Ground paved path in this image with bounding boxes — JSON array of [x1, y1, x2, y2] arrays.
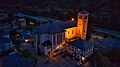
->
[[37, 55, 83, 67]]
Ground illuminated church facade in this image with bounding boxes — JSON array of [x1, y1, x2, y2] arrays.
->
[[33, 10, 94, 62]]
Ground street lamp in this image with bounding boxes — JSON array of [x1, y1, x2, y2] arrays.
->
[[71, 18, 74, 21], [82, 57, 85, 61], [25, 39, 29, 43]]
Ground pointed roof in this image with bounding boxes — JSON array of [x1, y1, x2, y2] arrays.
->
[[33, 23, 65, 34], [68, 38, 92, 50], [80, 10, 89, 14], [54, 20, 77, 29]]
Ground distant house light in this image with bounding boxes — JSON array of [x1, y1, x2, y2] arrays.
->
[[30, 21, 34, 25], [71, 18, 74, 21], [82, 57, 85, 61], [25, 39, 29, 43]]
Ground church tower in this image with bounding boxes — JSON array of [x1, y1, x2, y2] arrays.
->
[[77, 10, 89, 40]]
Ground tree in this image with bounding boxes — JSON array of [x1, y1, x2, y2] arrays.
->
[[90, 50, 111, 67], [86, 24, 94, 40]]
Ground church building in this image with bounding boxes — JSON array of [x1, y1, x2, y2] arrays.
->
[[33, 10, 94, 62]]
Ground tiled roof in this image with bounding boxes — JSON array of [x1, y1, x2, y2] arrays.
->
[[33, 20, 76, 34], [33, 23, 65, 34], [68, 38, 92, 50], [54, 20, 77, 29], [83, 41, 93, 50]]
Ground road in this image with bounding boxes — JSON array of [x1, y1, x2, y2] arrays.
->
[[37, 55, 83, 67]]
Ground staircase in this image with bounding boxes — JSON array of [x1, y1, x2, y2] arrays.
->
[[50, 40, 68, 57]]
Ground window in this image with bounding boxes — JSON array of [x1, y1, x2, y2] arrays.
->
[[84, 16, 87, 19], [57, 34, 62, 44], [68, 31, 69, 34], [81, 54, 83, 56], [37, 34, 40, 45], [63, 33, 65, 40], [53, 35, 56, 45], [84, 30, 85, 33], [72, 30, 73, 34], [79, 16, 82, 19], [34, 35, 36, 43]]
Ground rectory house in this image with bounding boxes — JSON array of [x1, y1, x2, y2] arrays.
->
[[33, 10, 94, 62]]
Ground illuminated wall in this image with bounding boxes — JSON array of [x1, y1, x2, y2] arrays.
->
[[65, 27, 77, 39], [77, 14, 84, 38], [65, 12, 89, 40], [77, 13, 89, 40]]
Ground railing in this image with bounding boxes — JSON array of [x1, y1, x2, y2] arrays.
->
[[50, 40, 68, 57]]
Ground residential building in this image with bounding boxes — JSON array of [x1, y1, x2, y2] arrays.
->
[[20, 30, 33, 42], [0, 13, 8, 20], [0, 31, 10, 38], [0, 37, 13, 54], [17, 18, 26, 27], [68, 38, 94, 61], [0, 23, 11, 30]]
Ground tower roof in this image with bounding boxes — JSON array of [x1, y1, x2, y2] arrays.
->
[[80, 10, 89, 14]]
